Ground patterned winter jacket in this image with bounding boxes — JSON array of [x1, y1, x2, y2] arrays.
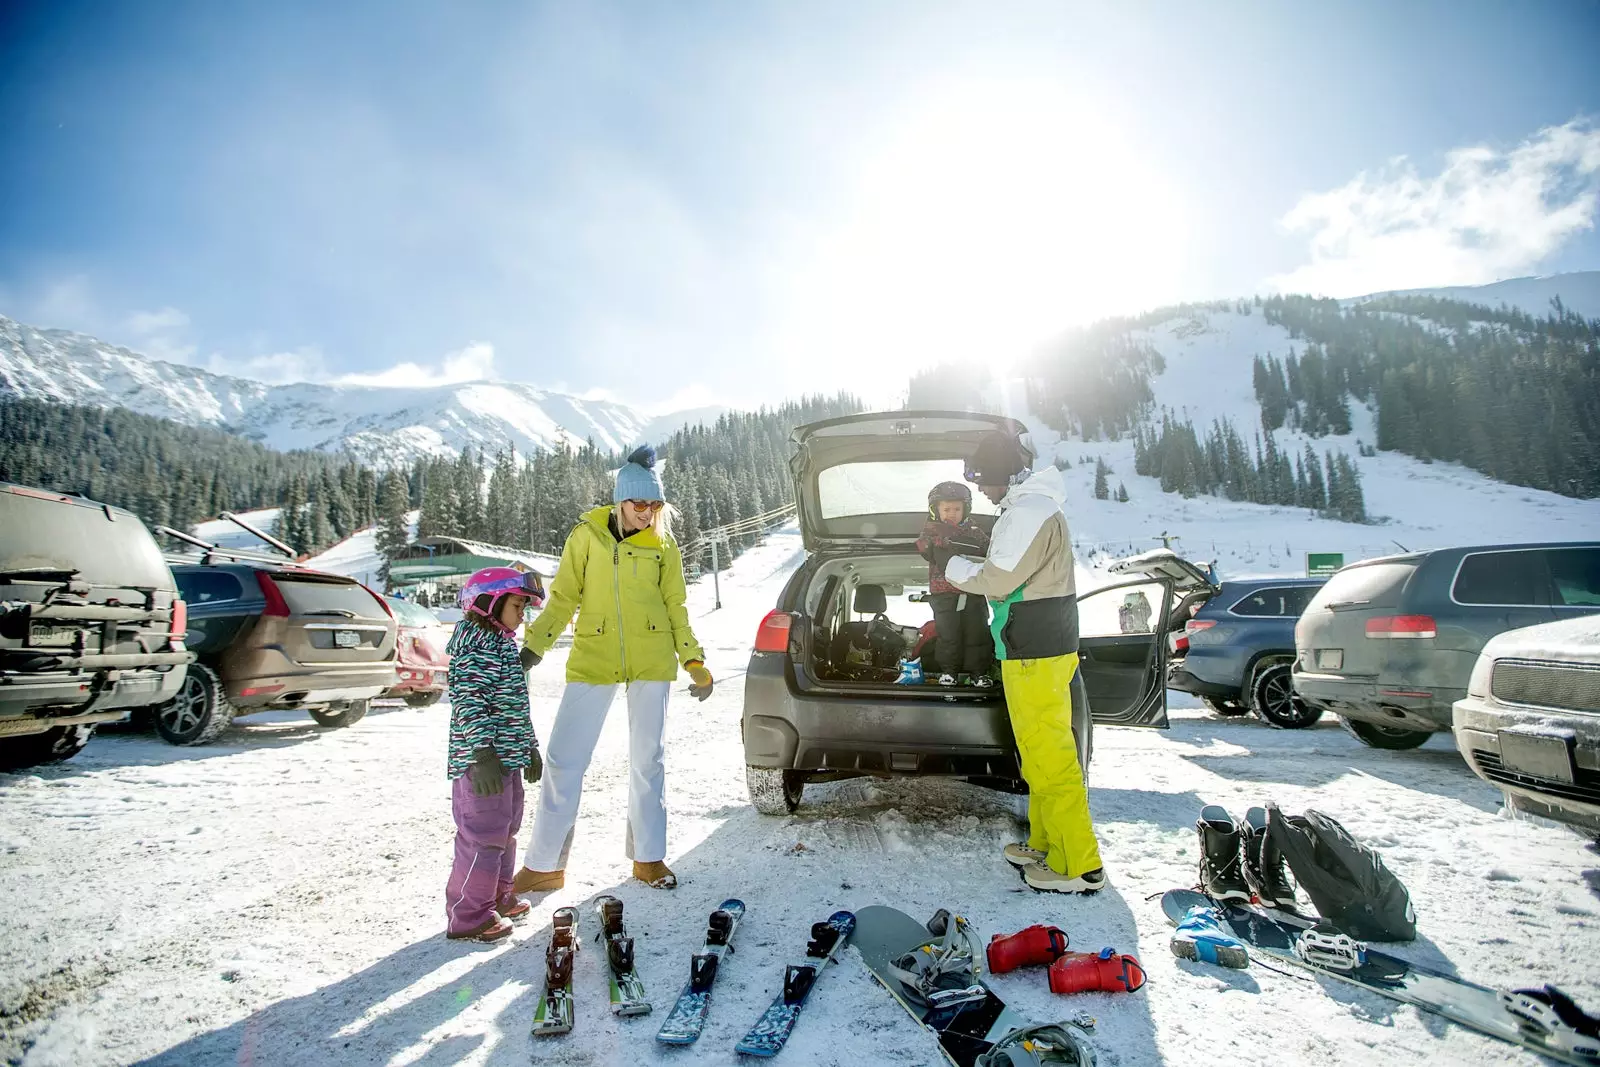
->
[[916, 520, 992, 595], [445, 618, 538, 779]]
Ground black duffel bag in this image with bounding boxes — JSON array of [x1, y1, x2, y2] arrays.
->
[[1267, 804, 1417, 942]]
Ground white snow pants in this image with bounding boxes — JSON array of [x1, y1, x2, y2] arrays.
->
[[522, 680, 671, 872]]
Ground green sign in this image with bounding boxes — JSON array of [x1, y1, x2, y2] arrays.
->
[[1306, 552, 1345, 577]]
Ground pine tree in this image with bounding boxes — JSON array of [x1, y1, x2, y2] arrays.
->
[[1115, 481, 1129, 502], [1094, 457, 1110, 500], [375, 473, 411, 591]]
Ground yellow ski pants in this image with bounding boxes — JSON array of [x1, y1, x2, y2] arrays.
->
[[1002, 653, 1103, 877]]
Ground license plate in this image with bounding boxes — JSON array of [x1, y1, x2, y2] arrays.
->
[[1316, 649, 1343, 670], [334, 630, 361, 649], [1498, 731, 1575, 784], [28, 624, 78, 647]]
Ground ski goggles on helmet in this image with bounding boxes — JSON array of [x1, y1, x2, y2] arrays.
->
[[463, 570, 546, 611]]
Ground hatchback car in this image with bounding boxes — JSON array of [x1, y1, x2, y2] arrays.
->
[[1453, 614, 1600, 838], [382, 596, 451, 707], [0, 483, 192, 768], [1293, 541, 1600, 749], [158, 558, 398, 745], [740, 411, 1212, 814], [1167, 577, 1325, 728]]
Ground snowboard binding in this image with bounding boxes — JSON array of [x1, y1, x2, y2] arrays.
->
[[975, 1022, 1099, 1066], [1293, 928, 1367, 972], [1500, 985, 1600, 1061], [886, 911, 988, 1009]]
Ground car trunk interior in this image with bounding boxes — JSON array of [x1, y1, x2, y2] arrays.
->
[[797, 550, 1000, 695]]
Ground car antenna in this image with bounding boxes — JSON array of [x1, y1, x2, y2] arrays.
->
[[1391, 540, 1409, 553]]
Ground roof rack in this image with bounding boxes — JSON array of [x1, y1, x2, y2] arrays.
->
[[156, 511, 299, 568]]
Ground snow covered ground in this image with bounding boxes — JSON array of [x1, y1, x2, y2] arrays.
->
[[2, 524, 1597, 1067]]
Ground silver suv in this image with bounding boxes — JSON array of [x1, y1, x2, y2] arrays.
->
[[739, 411, 1211, 814]]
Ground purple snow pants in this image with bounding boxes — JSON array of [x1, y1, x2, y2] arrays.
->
[[445, 774, 524, 936]]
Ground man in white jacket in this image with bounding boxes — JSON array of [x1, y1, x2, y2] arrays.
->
[[939, 430, 1105, 893]]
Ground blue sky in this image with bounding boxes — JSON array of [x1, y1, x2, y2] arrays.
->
[[2, 1, 1598, 412]]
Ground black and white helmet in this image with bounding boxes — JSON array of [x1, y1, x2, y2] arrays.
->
[[927, 480, 972, 519]]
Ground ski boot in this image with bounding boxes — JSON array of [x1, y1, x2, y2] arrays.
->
[[1240, 806, 1297, 910], [975, 1021, 1098, 1066], [1501, 985, 1600, 1062], [986, 924, 1071, 974], [1047, 948, 1146, 994], [1169, 904, 1249, 969], [886, 912, 987, 1009], [1197, 805, 1251, 903]]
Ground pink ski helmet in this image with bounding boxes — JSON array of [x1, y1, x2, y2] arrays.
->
[[459, 566, 546, 622]]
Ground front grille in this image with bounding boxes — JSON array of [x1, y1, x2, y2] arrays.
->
[[1491, 660, 1600, 713], [1472, 750, 1600, 806]]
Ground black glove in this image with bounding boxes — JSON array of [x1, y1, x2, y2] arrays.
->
[[947, 534, 986, 558], [468, 747, 506, 797], [927, 544, 955, 571], [520, 647, 541, 670], [524, 746, 543, 783]]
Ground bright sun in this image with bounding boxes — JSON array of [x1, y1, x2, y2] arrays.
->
[[779, 78, 1190, 404]]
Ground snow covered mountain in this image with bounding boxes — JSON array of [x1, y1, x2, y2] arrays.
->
[[1352, 270, 1600, 319], [0, 315, 720, 465]]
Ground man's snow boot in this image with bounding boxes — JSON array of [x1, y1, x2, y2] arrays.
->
[[1046, 948, 1146, 994], [1170, 904, 1249, 969], [1023, 864, 1106, 895], [1197, 805, 1251, 903], [512, 866, 564, 894], [1240, 805, 1297, 909], [986, 925, 1070, 974], [633, 860, 678, 889], [1002, 842, 1047, 868]]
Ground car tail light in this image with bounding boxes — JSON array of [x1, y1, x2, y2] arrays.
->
[[365, 585, 393, 617], [1184, 619, 1216, 635], [256, 573, 291, 617], [754, 610, 792, 653], [1365, 614, 1436, 639], [169, 599, 188, 648]]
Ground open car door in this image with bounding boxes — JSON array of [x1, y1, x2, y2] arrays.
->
[[1078, 550, 1219, 729]]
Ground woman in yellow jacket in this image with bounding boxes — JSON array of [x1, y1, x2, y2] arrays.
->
[[511, 447, 712, 892]]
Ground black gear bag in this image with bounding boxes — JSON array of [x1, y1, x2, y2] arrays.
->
[[1267, 804, 1417, 942]]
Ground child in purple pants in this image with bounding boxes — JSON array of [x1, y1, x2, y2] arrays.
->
[[444, 567, 546, 943]]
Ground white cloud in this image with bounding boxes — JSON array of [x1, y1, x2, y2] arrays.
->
[[126, 307, 190, 334], [1269, 119, 1600, 298], [205, 347, 329, 385], [333, 342, 496, 388]]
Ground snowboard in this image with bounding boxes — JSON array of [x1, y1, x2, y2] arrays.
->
[[532, 906, 580, 1038], [594, 895, 650, 1017], [1162, 889, 1600, 1067], [657, 898, 746, 1045], [734, 910, 855, 1058], [852, 905, 1097, 1067]]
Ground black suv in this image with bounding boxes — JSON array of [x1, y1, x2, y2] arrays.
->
[[740, 411, 1212, 814], [0, 483, 192, 769]]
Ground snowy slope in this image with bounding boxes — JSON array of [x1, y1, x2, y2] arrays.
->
[[3, 523, 1598, 1067], [1000, 305, 1600, 580], [1357, 271, 1600, 320], [0, 316, 691, 466]]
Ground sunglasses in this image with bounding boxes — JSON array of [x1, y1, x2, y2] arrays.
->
[[625, 499, 664, 511]]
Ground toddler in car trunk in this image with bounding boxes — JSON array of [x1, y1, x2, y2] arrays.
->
[[916, 481, 995, 687]]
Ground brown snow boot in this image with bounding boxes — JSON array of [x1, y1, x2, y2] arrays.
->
[[511, 866, 564, 894], [633, 861, 678, 889]]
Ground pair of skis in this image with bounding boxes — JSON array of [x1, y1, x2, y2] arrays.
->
[[531, 896, 651, 1038]]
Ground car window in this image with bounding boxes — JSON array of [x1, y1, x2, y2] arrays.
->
[[175, 571, 244, 604], [817, 459, 999, 520], [1232, 586, 1320, 617], [1, 491, 174, 589], [277, 576, 387, 618], [1308, 562, 1414, 610], [1452, 551, 1549, 606], [1547, 547, 1600, 607], [388, 598, 439, 627], [1079, 580, 1163, 637]]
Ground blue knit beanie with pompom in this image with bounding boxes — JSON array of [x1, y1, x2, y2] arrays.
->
[[614, 445, 666, 503]]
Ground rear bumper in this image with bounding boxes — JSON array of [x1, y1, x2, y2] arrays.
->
[[1166, 663, 1239, 700], [1454, 695, 1600, 835], [1292, 667, 1456, 732], [383, 666, 448, 698], [0, 664, 188, 730], [742, 652, 1022, 781], [226, 662, 396, 711]]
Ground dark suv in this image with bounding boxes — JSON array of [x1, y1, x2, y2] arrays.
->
[[154, 522, 398, 744], [740, 411, 1212, 814], [0, 483, 192, 769], [1167, 577, 1326, 729], [1293, 542, 1600, 750]]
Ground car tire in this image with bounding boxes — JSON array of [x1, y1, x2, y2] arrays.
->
[[0, 724, 96, 771], [404, 692, 441, 708], [746, 766, 804, 815], [155, 664, 236, 746], [311, 700, 370, 729], [1250, 663, 1323, 729], [1201, 696, 1249, 717], [1338, 715, 1432, 750]]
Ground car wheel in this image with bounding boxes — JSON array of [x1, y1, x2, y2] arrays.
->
[[1250, 664, 1323, 729], [155, 664, 236, 746], [0, 724, 96, 771], [1201, 696, 1249, 717], [1338, 715, 1432, 750], [746, 766, 804, 815], [404, 692, 441, 708], [311, 700, 370, 729]]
